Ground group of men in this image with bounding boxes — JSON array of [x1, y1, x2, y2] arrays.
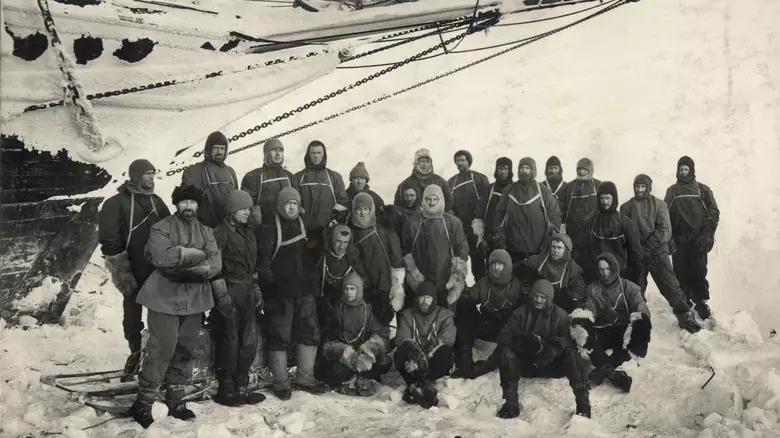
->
[[98, 131, 720, 428]]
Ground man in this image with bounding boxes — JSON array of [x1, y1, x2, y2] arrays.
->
[[241, 137, 293, 225], [257, 187, 328, 400], [495, 279, 591, 419], [394, 148, 453, 213], [395, 281, 456, 409], [620, 174, 701, 333], [182, 131, 239, 228], [402, 185, 469, 307], [476, 157, 513, 255], [559, 158, 601, 270], [494, 157, 561, 273], [99, 159, 170, 378], [129, 184, 226, 428], [586, 181, 644, 285], [448, 150, 491, 280], [452, 249, 525, 379], [664, 156, 720, 320], [383, 180, 421, 250], [521, 233, 587, 313], [317, 223, 367, 330], [346, 161, 384, 209], [541, 156, 567, 200], [571, 253, 652, 394], [212, 190, 266, 407]]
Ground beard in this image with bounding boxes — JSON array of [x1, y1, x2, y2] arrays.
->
[[178, 209, 196, 221]]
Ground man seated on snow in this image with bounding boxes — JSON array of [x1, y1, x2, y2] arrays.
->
[[519, 233, 587, 313], [495, 279, 591, 419], [316, 272, 391, 397], [394, 281, 456, 409], [570, 252, 652, 394], [452, 249, 526, 380], [130, 184, 224, 428]]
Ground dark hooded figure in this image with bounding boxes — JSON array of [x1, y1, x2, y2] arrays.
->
[[383, 179, 422, 250], [99, 159, 171, 378], [476, 157, 514, 254], [559, 158, 601, 269], [570, 253, 651, 394], [448, 150, 491, 280], [346, 161, 385, 209], [394, 148, 453, 213], [495, 279, 591, 419], [663, 156, 720, 320], [541, 155, 567, 200], [182, 131, 239, 228], [620, 174, 701, 333], [240, 137, 294, 226], [452, 249, 526, 380], [586, 181, 644, 285], [395, 281, 456, 409], [522, 233, 587, 313]]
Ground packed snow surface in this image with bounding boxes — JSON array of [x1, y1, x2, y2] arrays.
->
[[2, 0, 780, 436]]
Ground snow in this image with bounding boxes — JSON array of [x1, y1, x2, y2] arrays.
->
[[12, 276, 63, 313], [2, 0, 780, 436]]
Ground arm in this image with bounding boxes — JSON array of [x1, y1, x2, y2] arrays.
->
[[331, 171, 350, 207], [394, 312, 414, 345], [145, 223, 184, 269], [567, 262, 588, 307], [440, 178, 454, 213], [203, 227, 222, 279], [700, 184, 720, 234], [384, 228, 403, 269], [542, 185, 562, 231], [623, 214, 645, 272], [645, 200, 672, 253], [493, 184, 511, 249], [98, 196, 124, 257], [625, 280, 650, 317], [240, 170, 260, 205], [451, 216, 469, 260], [436, 311, 457, 347], [496, 310, 522, 348], [257, 221, 277, 284]]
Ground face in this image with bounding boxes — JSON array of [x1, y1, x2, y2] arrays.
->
[[417, 295, 434, 313], [354, 206, 371, 218], [678, 165, 690, 177], [518, 165, 532, 177], [309, 146, 325, 165], [577, 167, 590, 178], [176, 200, 198, 220], [210, 144, 227, 163], [546, 165, 560, 176], [455, 155, 470, 172], [634, 183, 648, 199], [598, 260, 612, 282], [599, 194, 613, 211], [343, 284, 358, 302], [489, 261, 505, 277], [332, 233, 350, 256], [269, 148, 284, 165], [417, 157, 432, 173], [496, 165, 510, 180], [351, 177, 367, 191], [139, 170, 155, 190], [424, 194, 440, 208], [284, 200, 299, 218], [403, 189, 418, 207], [532, 293, 547, 310], [550, 240, 566, 261], [232, 207, 251, 225]]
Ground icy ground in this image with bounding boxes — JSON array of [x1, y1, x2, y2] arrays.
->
[[2, 0, 780, 436]]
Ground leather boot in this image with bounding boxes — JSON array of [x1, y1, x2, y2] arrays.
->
[[419, 380, 439, 409], [574, 387, 591, 418], [129, 399, 154, 429], [694, 301, 712, 320], [497, 381, 521, 419], [675, 310, 702, 333], [236, 372, 266, 405], [606, 369, 633, 393], [268, 350, 292, 400], [214, 372, 243, 407], [473, 348, 500, 377], [292, 344, 329, 394]]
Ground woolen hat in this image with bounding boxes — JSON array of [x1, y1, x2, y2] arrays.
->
[[128, 159, 155, 182], [350, 162, 370, 180]]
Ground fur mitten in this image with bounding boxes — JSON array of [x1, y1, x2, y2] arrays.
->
[[104, 252, 138, 297]]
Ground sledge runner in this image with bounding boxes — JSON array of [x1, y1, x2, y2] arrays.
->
[[316, 223, 368, 330], [394, 148, 453, 213], [541, 155, 567, 201], [316, 272, 391, 396], [664, 156, 720, 320], [129, 185, 224, 428], [452, 249, 525, 379], [395, 281, 456, 409], [346, 161, 385, 209], [212, 190, 266, 407], [182, 131, 239, 228], [402, 185, 469, 308], [448, 150, 491, 280], [559, 158, 601, 270], [476, 157, 514, 255], [521, 233, 587, 313], [620, 174, 701, 333], [495, 279, 591, 419], [240, 138, 294, 226], [257, 187, 329, 400], [99, 159, 171, 378]]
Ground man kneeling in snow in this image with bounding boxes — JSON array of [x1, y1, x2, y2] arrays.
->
[[495, 279, 591, 419], [571, 253, 652, 394], [316, 272, 391, 396], [394, 281, 456, 409]]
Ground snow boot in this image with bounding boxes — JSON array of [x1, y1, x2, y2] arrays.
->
[[402, 382, 424, 405], [675, 310, 702, 333], [419, 380, 439, 409], [129, 399, 154, 429], [574, 388, 591, 418], [589, 366, 607, 386], [694, 301, 712, 320], [451, 349, 475, 379], [214, 372, 243, 407], [236, 372, 266, 405], [607, 369, 632, 393], [497, 382, 521, 419], [292, 344, 330, 394], [356, 376, 377, 397], [269, 350, 292, 401], [165, 401, 196, 421]]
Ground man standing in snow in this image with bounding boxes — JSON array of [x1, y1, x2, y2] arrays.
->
[[129, 184, 225, 428], [476, 157, 513, 255], [521, 233, 587, 313], [240, 138, 293, 226], [559, 158, 601, 269], [495, 279, 591, 419], [664, 156, 720, 320], [383, 180, 422, 250], [620, 174, 701, 333], [346, 161, 384, 209], [182, 131, 239, 228], [541, 156, 567, 201], [448, 150, 491, 280], [99, 159, 171, 378], [394, 148, 453, 213]]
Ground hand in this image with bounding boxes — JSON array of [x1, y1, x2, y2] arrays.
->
[[216, 293, 234, 318]]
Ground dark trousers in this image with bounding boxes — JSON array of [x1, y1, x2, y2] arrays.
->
[[365, 291, 395, 327], [138, 311, 201, 403], [637, 254, 690, 313], [499, 345, 589, 390], [455, 299, 510, 353], [314, 355, 393, 385], [589, 325, 631, 370], [123, 293, 144, 352], [394, 342, 454, 384], [214, 283, 258, 375], [672, 243, 710, 303], [266, 295, 321, 351]]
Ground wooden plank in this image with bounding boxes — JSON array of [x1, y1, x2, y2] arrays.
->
[[0, 216, 73, 238], [0, 198, 103, 222]]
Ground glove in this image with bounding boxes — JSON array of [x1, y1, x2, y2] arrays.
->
[[471, 219, 485, 246], [254, 284, 263, 310], [696, 231, 715, 254], [355, 351, 376, 372], [668, 239, 678, 255], [211, 279, 234, 318], [340, 345, 359, 369], [104, 252, 138, 297], [446, 257, 468, 305], [331, 204, 349, 225], [403, 254, 425, 292]]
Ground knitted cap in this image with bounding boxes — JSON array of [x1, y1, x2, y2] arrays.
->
[[222, 189, 253, 217], [531, 279, 555, 309], [342, 271, 364, 305], [276, 187, 301, 219], [128, 159, 155, 182], [350, 161, 370, 181], [416, 281, 437, 298], [550, 232, 573, 253]]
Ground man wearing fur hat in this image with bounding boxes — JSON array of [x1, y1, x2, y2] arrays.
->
[[476, 157, 514, 255], [182, 131, 239, 228], [494, 157, 561, 272], [620, 174, 701, 333], [212, 189, 267, 407], [521, 233, 587, 313], [495, 279, 591, 419], [541, 156, 567, 200], [317, 272, 391, 396], [663, 156, 720, 320], [571, 253, 651, 394], [350, 193, 404, 324], [394, 148, 453, 213], [559, 158, 601, 269], [402, 185, 469, 307], [99, 159, 171, 378], [346, 161, 384, 209], [448, 150, 491, 280], [129, 184, 226, 428], [316, 223, 368, 330], [395, 281, 456, 409], [257, 187, 328, 400], [452, 249, 526, 379], [241, 137, 294, 226]]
